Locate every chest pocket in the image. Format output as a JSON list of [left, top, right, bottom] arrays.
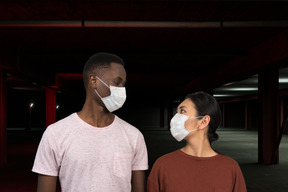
[[113, 153, 132, 178]]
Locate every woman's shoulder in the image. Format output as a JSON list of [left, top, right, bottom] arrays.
[[217, 154, 238, 162], [154, 150, 181, 165], [216, 154, 241, 167]]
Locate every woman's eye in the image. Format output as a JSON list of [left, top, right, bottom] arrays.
[[180, 109, 186, 113]]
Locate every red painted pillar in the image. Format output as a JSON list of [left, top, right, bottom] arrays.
[[0, 71, 7, 165], [258, 66, 279, 164], [46, 88, 56, 127]]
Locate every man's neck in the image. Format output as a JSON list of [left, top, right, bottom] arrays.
[[77, 99, 114, 128]]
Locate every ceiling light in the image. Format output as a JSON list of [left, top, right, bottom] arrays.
[[215, 87, 258, 91], [228, 88, 258, 91], [279, 78, 288, 83], [213, 94, 234, 97]]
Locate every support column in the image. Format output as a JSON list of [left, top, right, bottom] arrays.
[[245, 101, 253, 131], [281, 96, 288, 135], [0, 71, 7, 165], [285, 97, 288, 135], [160, 103, 164, 128], [245, 101, 248, 130], [258, 66, 279, 164], [46, 88, 57, 127], [167, 102, 174, 130], [222, 103, 226, 128]]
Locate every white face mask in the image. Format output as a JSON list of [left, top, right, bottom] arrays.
[[94, 76, 126, 112], [170, 113, 203, 142]]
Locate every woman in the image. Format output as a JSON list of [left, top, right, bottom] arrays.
[[147, 91, 246, 192]]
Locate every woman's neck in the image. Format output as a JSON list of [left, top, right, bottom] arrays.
[[181, 135, 217, 157]]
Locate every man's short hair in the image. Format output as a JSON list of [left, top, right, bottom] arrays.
[[82, 52, 125, 89]]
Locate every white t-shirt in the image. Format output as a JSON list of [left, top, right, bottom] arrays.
[[32, 113, 148, 192]]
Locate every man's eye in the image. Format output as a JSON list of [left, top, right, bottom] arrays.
[[180, 109, 186, 113], [113, 81, 121, 85]]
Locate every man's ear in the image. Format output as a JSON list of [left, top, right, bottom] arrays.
[[89, 75, 98, 88], [200, 115, 210, 129]]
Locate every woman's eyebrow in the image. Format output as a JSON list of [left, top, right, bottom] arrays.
[[178, 106, 186, 110]]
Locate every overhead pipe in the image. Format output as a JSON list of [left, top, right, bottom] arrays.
[[84, 21, 220, 28], [0, 20, 82, 27], [0, 20, 288, 28]]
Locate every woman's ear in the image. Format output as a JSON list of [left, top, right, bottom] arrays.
[[199, 115, 210, 129]]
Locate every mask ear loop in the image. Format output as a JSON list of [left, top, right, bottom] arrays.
[[94, 88, 102, 99], [197, 115, 209, 131], [92, 75, 110, 99], [95, 76, 110, 88], [188, 116, 204, 119], [188, 116, 205, 131], [89, 75, 103, 99]]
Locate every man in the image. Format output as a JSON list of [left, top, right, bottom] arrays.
[[32, 52, 148, 192]]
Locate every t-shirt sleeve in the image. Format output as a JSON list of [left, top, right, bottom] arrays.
[[233, 163, 247, 192], [132, 132, 148, 171], [147, 160, 161, 192], [32, 127, 60, 176], [147, 158, 168, 192]]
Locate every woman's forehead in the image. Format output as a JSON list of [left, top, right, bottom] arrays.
[[178, 99, 194, 109]]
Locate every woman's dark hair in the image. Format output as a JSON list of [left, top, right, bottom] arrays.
[[185, 91, 222, 144]]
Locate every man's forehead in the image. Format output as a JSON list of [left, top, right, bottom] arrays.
[[99, 63, 126, 80]]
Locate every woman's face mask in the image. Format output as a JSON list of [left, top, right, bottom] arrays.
[[170, 113, 203, 142], [94, 76, 126, 112]]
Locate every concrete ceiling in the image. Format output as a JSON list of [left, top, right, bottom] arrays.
[[1, 0, 288, 102]]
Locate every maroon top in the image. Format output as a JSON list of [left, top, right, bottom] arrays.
[[147, 150, 246, 192]]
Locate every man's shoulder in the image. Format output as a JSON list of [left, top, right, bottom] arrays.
[[115, 116, 140, 132], [46, 113, 77, 131]]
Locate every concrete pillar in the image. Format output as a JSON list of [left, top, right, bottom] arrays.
[[160, 103, 164, 128], [245, 101, 253, 131], [46, 88, 56, 127], [285, 97, 288, 135], [221, 103, 226, 128], [167, 102, 174, 130], [258, 66, 279, 164], [0, 71, 7, 165], [280, 96, 288, 135]]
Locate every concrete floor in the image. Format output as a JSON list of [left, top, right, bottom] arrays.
[[0, 128, 287, 191]]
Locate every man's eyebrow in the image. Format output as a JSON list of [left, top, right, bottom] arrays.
[[114, 77, 126, 84], [113, 77, 122, 81]]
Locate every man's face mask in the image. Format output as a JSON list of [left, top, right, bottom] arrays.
[[94, 76, 126, 112], [170, 113, 203, 142]]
